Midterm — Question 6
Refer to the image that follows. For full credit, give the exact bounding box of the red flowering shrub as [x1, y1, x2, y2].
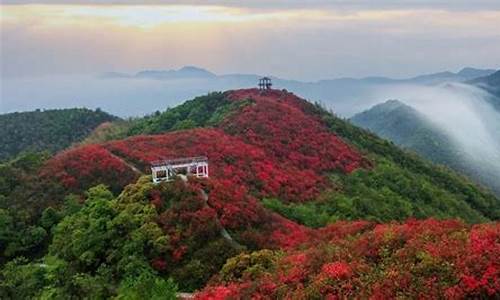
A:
[224, 89, 365, 174]
[102, 128, 323, 202]
[194, 283, 242, 300]
[321, 262, 352, 280]
[201, 179, 269, 230]
[151, 257, 167, 271]
[198, 219, 500, 299]
[40, 89, 368, 204]
[156, 180, 219, 245]
[40, 144, 138, 193]
[268, 216, 311, 249]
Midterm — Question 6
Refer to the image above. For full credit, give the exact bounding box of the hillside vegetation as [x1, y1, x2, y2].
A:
[198, 219, 499, 299]
[351, 100, 500, 196]
[469, 69, 500, 98]
[1, 89, 499, 298]
[0, 108, 117, 161]
[350, 100, 455, 160]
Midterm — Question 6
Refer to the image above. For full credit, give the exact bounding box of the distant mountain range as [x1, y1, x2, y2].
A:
[351, 99, 500, 196]
[469, 69, 500, 90]
[102, 66, 216, 80]
[3, 66, 498, 118]
[102, 66, 496, 84]
[469, 70, 500, 109]
[350, 100, 458, 161]
[93, 66, 498, 117]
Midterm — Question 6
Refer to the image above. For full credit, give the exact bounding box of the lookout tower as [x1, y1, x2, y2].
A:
[258, 77, 272, 90]
[151, 156, 209, 183]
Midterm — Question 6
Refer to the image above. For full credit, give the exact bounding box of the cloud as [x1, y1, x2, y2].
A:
[2, 0, 500, 11]
[372, 83, 500, 191]
[1, 2, 500, 80]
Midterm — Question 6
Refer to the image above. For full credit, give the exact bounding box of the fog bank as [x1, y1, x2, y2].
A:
[373, 83, 500, 193]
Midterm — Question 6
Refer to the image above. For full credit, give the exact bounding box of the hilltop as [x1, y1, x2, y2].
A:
[350, 100, 450, 150]
[0, 108, 117, 161]
[37, 89, 499, 221]
[1, 89, 499, 298]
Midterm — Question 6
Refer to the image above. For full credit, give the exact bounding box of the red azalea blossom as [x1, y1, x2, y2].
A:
[198, 220, 500, 299]
[172, 245, 188, 262]
[321, 262, 352, 280]
[151, 258, 167, 271]
[194, 284, 241, 300]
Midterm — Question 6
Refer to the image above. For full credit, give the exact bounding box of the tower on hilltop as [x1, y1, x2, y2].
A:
[258, 77, 272, 90]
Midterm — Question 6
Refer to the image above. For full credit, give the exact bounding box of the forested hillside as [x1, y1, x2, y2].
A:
[351, 100, 500, 196]
[1, 89, 499, 298]
[0, 108, 117, 161]
[469, 70, 500, 97]
[198, 219, 499, 299]
[469, 70, 500, 110]
[350, 100, 458, 164]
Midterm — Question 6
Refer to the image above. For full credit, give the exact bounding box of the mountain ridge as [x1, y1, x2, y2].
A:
[1, 89, 499, 298]
[351, 99, 500, 196]
[0, 108, 117, 161]
[101, 66, 496, 84]
[32, 89, 500, 221]
[101, 66, 216, 80]
[468, 70, 500, 105]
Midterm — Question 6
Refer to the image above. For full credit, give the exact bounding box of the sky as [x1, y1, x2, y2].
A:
[1, 1, 500, 81]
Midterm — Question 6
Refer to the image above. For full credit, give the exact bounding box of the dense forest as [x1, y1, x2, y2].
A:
[0, 108, 117, 161]
[1, 89, 499, 298]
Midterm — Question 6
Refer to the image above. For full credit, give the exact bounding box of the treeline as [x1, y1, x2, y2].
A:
[0, 108, 117, 161]
[127, 92, 251, 135]
[1, 181, 178, 299]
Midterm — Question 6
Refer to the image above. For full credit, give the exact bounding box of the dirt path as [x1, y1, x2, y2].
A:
[107, 150, 143, 175]
[176, 292, 194, 299]
[178, 175, 244, 250]
[199, 188, 244, 250]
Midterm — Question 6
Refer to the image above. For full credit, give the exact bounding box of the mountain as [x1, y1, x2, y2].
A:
[1, 89, 498, 298]
[104, 66, 495, 84]
[102, 66, 216, 80]
[468, 69, 500, 86]
[5, 66, 496, 117]
[0, 108, 117, 161]
[351, 100, 500, 196]
[457, 67, 497, 79]
[350, 100, 460, 162]
[407, 67, 496, 84]
[136, 66, 216, 80]
[469, 70, 500, 107]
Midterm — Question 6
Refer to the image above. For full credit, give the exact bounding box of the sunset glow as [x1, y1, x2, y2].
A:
[2, 5, 309, 28]
[2, 3, 500, 80]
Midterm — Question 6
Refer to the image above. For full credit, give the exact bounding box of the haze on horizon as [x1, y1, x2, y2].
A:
[2, 0, 500, 81]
